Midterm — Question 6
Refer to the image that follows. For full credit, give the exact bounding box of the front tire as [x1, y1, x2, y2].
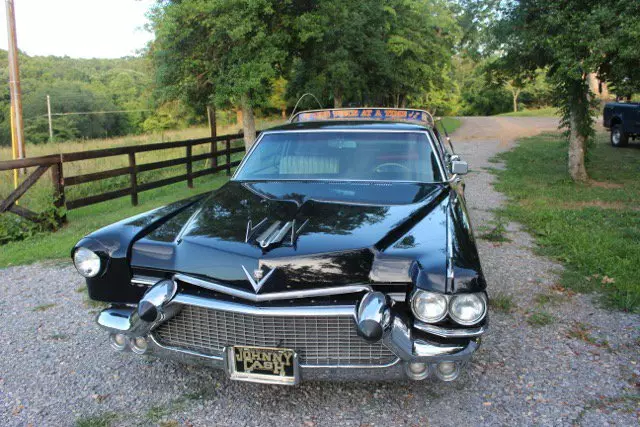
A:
[611, 124, 629, 147]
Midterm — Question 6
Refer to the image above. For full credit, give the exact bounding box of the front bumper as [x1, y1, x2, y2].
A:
[96, 281, 485, 382]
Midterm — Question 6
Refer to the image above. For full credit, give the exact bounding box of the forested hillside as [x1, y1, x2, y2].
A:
[0, 52, 153, 146]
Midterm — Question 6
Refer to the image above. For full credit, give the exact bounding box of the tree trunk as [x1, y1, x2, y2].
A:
[281, 108, 286, 119]
[512, 89, 520, 112]
[568, 107, 588, 182]
[236, 108, 243, 126]
[241, 95, 256, 150]
[333, 89, 343, 108]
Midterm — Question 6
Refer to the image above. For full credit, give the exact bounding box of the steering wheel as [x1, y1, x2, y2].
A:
[374, 162, 411, 173]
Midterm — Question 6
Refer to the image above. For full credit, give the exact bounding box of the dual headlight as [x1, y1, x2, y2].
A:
[73, 247, 102, 278]
[411, 290, 486, 326]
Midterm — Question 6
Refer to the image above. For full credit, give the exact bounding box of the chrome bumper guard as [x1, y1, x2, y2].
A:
[96, 281, 484, 380]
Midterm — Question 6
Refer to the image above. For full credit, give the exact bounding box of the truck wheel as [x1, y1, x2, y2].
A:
[611, 125, 629, 147]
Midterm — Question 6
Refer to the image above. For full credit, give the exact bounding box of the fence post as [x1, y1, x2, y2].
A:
[208, 106, 218, 170]
[51, 159, 66, 224]
[186, 144, 193, 188]
[225, 137, 231, 176]
[128, 152, 138, 206]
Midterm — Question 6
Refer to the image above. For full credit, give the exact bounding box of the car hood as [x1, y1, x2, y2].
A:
[131, 180, 449, 292]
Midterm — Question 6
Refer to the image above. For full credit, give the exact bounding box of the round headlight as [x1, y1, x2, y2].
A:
[449, 293, 486, 325]
[411, 290, 448, 323]
[73, 247, 101, 278]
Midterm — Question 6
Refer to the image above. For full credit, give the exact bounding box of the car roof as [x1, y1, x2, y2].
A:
[264, 120, 433, 132]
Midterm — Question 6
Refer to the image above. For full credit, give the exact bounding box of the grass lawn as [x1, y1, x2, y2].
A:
[436, 117, 461, 134]
[492, 132, 640, 312]
[497, 107, 559, 117]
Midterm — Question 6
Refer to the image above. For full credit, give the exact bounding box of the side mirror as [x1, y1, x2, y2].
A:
[448, 154, 461, 162]
[450, 160, 468, 175]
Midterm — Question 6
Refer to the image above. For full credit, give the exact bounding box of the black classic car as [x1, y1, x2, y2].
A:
[72, 108, 488, 385]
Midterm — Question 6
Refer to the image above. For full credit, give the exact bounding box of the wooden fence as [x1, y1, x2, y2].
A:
[0, 132, 246, 228]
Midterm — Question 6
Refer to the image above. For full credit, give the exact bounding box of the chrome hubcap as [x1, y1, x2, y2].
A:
[612, 130, 620, 144]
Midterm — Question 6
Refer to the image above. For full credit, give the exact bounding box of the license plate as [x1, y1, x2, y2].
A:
[225, 346, 298, 385]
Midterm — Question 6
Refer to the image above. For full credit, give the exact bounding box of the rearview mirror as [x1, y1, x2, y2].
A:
[450, 160, 468, 175]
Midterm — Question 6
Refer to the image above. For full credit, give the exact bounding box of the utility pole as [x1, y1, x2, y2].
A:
[47, 95, 53, 143]
[5, 0, 26, 171]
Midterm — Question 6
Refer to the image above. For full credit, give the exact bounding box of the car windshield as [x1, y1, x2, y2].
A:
[234, 131, 443, 182]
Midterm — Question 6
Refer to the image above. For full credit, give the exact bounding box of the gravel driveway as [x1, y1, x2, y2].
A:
[1, 117, 638, 426]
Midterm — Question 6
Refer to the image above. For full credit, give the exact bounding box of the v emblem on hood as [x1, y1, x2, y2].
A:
[241, 265, 276, 293]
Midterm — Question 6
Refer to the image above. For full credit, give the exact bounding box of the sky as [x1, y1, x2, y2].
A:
[0, 0, 155, 58]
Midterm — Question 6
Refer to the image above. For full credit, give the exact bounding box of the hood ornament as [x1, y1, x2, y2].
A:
[241, 265, 276, 293]
[245, 217, 268, 243]
[245, 218, 309, 250]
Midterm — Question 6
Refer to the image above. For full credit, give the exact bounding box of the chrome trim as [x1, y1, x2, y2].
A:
[240, 265, 276, 293]
[446, 205, 455, 288]
[146, 335, 406, 379]
[413, 322, 487, 338]
[97, 279, 180, 337]
[266, 221, 293, 247]
[149, 333, 224, 363]
[231, 129, 447, 184]
[149, 320, 400, 369]
[245, 217, 268, 243]
[388, 292, 407, 302]
[382, 314, 479, 363]
[299, 358, 401, 369]
[150, 330, 401, 370]
[256, 220, 282, 247]
[291, 219, 308, 245]
[172, 293, 357, 318]
[131, 275, 162, 286]
[174, 273, 372, 302]
[142, 279, 178, 312]
[404, 362, 430, 381]
[98, 308, 135, 333]
[174, 206, 204, 243]
[355, 291, 391, 341]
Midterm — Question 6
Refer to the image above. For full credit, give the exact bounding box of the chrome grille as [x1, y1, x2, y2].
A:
[153, 305, 397, 366]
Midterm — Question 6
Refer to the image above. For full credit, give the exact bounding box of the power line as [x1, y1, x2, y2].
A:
[46, 109, 152, 117]
[22, 109, 153, 120]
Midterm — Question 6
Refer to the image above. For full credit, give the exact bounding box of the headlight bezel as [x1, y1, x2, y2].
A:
[73, 247, 103, 278]
[410, 290, 487, 326]
[410, 290, 449, 323]
[448, 293, 487, 326]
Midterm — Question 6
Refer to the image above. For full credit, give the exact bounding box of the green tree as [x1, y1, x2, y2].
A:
[291, 0, 389, 107]
[492, 0, 640, 181]
[268, 77, 289, 118]
[290, 0, 459, 110]
[22, 81, 121, 143]
[150, 0, 295, 149]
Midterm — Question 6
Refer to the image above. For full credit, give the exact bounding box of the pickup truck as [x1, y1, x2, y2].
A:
[603, 102, 640, 147]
